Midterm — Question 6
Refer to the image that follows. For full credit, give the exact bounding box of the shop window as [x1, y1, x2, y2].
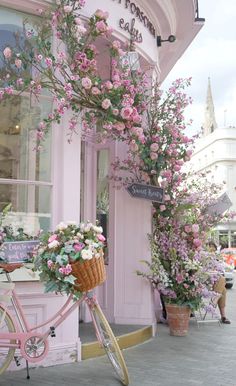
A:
[230, 231, 236, 247]
[96, 149, 109, 264]
[0, 7, 52, 234]
[219, 231, 229, 248]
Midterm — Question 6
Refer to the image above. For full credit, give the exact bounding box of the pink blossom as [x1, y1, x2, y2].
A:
[150, 152, 158, 160]
[48, 234, 58, 243]
[150, 143, 159, 152]
[97, 234, 106, 242]
[96, 20, 107, 33]
[81, 77, 92, 89]
[104, 80, 113, 90]
[193, 238, 202, 248]
[74, 242, 85, 252]
[114, 122, 125, 131]
[47, 260, 53, 268]
[120, 107, 133, 120]
[102, 98, 111, 109]
[91, 87, 101, 95]
[184, 225, 192, 233]
[95, 9, 109, 19]
[160, 205, 166, 212]
[192, 224, 199, 233]
[45, 57, 53, 67]
[3, 47, 12, 59]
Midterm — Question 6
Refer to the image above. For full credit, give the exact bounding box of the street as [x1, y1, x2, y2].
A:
[1, 282, 236, 386]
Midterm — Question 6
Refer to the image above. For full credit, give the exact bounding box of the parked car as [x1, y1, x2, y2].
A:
[223, 261, 234, 289]
[221, 248, 236, 269]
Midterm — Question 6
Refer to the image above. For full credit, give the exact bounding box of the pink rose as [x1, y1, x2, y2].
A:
[120, 107, 133, 120]
[74, 242, 85, 252]
[91, 87, 101, 95]
[95, 9, 109, 19]
[48, 234, 58, 243]
[184, 225, 192, 233]
[97, 234, 106, 242]
[160, 205, 166, 212]
[150, 143, 159, 152]
[114, 122, 125, 131]
[102, 98, 111, 109]
[96, 20, 107, 33]
[150, 152, 158, 160]
[81, 77, 92, 89]
[3, 47, 12, 59]
[193, 238, 202, 248]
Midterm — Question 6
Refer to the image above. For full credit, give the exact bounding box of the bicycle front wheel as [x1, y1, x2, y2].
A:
[89, 303, 129, 385]
[0, 306, 16, 375]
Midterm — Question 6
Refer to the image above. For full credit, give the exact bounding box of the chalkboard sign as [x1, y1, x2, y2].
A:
[127, 183, 164, 203]
[0, 240, 39, 263]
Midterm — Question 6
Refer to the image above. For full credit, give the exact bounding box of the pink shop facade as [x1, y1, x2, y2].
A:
[0, 0, 204, 366]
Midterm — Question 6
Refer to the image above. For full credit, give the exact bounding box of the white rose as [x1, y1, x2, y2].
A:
[48, 240, 60, 249]
[93, 225, 103, 234]
[84, 223, 92, 232]
[56, 222, 68, 231]
[81, 249, 93, 260]
[85, 239, 91, 245]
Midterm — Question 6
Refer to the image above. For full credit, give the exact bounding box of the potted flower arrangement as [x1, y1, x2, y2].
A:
[137, 232, 223, 336]
[34, 221, 106, 298]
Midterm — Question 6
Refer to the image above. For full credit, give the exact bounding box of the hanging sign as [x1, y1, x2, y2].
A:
[0, 240, 39, 263]
[127, 183, 164, 203]
[205, 192, 232, 216]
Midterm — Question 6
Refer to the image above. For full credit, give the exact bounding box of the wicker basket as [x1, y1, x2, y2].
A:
[71, 252, 106, 292]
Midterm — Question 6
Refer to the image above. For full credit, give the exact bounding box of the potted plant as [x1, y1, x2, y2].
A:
[34, 221, 106, 298]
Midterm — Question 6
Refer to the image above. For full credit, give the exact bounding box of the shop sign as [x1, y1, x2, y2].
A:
[111, 0, 156, 43]
[0, 240, 39, 263]
[127, 183, 164, 203]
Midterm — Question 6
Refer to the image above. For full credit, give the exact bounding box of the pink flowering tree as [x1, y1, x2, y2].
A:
[110, 78, 194, 187]
[0, 0, 148, 149]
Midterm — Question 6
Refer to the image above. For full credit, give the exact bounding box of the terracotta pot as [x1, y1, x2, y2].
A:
[166, 304, 191, 336]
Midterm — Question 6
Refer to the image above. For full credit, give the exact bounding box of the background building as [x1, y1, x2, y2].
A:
[190, 78, 236, 247]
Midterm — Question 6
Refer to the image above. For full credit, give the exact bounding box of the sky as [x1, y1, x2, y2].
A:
[163, 0, 236, 134]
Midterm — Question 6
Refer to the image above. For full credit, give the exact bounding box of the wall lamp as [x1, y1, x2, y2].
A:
[156, 35, 176, 47]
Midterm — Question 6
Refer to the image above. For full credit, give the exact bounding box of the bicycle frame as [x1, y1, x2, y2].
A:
[0, 272, 94, 363]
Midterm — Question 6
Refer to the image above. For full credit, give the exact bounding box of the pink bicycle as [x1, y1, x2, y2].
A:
[0, 263, 129, 385]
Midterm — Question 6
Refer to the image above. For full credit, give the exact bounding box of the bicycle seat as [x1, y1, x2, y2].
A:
[0, 262, 23, 273]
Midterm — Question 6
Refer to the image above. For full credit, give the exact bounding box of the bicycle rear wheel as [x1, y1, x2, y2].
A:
[89, 302, 129, 385]
[0, 306, 16, 374]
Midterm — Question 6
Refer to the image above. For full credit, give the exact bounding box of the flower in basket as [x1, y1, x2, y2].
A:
[34, 221, 106, 298]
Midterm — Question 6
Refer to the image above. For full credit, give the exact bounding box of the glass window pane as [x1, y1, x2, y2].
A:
[96, 149, 109, 264]
[219, 231, 229, 248]
[230, 231, 236, 248]
[0, 183, 51, 232]
[0, 94, 52, 182]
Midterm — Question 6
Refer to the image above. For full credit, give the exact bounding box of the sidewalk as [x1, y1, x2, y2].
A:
[1, 287, 236, 386]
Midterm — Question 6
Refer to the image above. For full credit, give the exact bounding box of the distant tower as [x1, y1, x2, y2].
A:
[202, 77, 217, 136]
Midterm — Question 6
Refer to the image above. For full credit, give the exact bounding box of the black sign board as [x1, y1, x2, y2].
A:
[127, 183, 164, 203]
[0, 240, 39, 263]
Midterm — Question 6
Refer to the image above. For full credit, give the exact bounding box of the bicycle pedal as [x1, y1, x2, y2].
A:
[14, 356, 21, 367]
[50, 326, 56, 337]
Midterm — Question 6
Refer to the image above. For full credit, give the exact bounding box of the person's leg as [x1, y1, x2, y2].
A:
[215, 277, 231, 324]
